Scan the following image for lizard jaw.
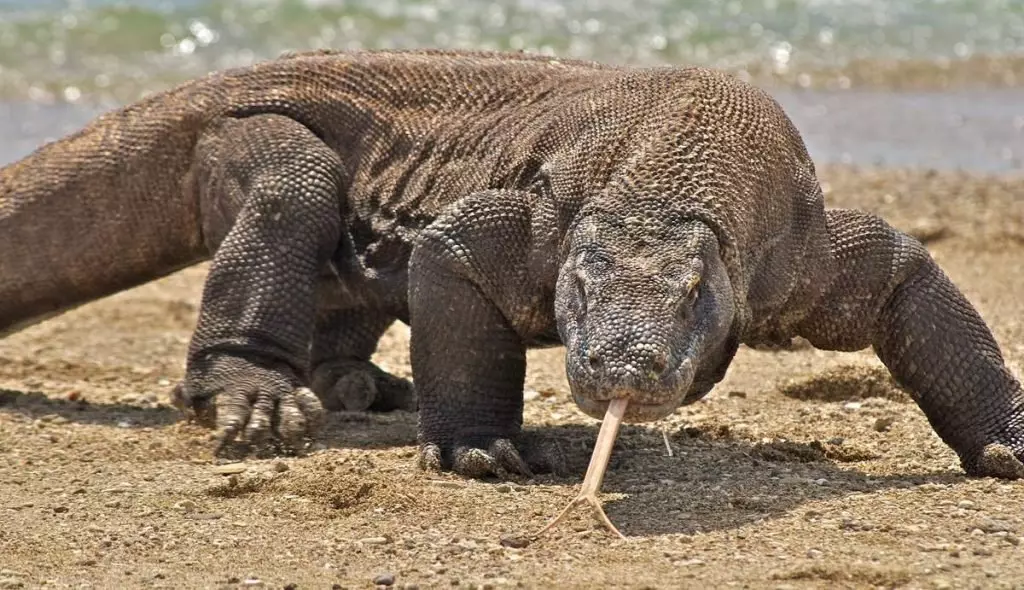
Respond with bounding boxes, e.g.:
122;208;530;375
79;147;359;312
570;358;695;423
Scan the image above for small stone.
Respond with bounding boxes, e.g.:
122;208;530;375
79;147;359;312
957;500;976;510
499;534;530;548
174;500;197;513
933;579;953;590
358;536;390;545
843;401;862;410
212;463;248;475
727;390;747;398
873;416;895;432
806;548;823;559
272;461;289;473
53;506;68;514
972;547;993;556
429;480;465;489
522;389;540;402
119;394;139;404
907;219;949;244
241;579;264;587
495;484;512;493
373;573;395;586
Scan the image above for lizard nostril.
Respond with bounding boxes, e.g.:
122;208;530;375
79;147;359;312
650;353;668;377
588;350;603;372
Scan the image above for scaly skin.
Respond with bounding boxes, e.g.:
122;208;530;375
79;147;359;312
1;49;1022;479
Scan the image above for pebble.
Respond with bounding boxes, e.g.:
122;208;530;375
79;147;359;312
212;463;248;475
522;389;540;402
499;534;530;549
358;536;390;545
373;573;396;586
174;500;198;513
873;416;895;432
806;548;823;559
957;500;977;510
429;480;465;489
975;518;1016;533
495;484;512;493
272;462;289;473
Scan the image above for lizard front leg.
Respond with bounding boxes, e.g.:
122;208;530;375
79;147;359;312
310;307;416;412
796;209;1024;478
172;114;343;454
409;189;563;480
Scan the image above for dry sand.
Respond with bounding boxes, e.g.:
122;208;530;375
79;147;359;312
2;165;1024;589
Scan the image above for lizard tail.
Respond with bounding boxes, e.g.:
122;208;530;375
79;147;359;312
0;87;215;337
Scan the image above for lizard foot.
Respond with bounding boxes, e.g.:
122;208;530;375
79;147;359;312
310;359;416;412
965;443;1024;479
172;354;325;457
418;434;566;481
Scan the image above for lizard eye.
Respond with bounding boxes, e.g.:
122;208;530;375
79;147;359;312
686;283;700;306
679;275;700;317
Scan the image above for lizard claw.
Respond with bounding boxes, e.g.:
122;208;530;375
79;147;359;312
173;354;325;457
417;435;567;481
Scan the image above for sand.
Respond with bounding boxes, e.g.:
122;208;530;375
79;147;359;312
2;165;1023;589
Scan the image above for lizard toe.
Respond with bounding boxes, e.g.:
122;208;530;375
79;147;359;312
452;445;511;480
966;443;1024;479
311;359;416;412
488;438;535;479
419;442;445;473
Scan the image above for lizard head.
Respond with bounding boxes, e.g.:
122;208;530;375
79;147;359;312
555;212;739;423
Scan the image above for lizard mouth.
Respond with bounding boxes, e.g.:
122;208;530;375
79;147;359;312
574;394;684;423
570;358;695;423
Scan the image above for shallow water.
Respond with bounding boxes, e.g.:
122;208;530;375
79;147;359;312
0;0;1021;172
0;0;1022;100
3;88;1021;173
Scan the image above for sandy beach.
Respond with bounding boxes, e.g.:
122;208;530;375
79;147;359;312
2;161;1023;588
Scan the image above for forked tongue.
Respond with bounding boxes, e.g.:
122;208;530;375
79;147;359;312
533;398;629;539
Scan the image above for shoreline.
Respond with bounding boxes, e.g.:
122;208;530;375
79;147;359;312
0;52;1021;106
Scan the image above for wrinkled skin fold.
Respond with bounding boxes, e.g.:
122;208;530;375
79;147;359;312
1;49;1022;481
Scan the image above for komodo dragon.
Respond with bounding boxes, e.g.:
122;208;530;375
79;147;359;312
2;49;1023;480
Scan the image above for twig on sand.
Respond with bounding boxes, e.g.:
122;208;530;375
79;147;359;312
533;398;629;540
